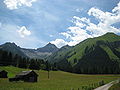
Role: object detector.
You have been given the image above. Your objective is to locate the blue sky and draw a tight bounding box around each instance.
[0,0,120,48]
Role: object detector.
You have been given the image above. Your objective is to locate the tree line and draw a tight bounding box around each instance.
[1,49,120,74]
[0,50,57,71]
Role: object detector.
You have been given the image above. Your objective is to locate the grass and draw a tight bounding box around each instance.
[0,66,120,90]
[109,83,120,90]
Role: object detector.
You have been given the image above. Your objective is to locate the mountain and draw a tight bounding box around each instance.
[37,43,59,53]
[0,33,120,74]
[48,33,120,73]
[21,43,58,59]
[0,42,59,59]
[0,42,27,57]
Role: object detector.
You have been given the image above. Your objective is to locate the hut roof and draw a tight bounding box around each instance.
[0,70,7,73]
[17,71,32,75]
[16,70,38,77]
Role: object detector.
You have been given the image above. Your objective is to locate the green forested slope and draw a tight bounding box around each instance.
[49,33,120,73]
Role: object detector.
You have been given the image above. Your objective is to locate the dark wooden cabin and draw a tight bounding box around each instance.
[0,70,8,78]
[9,70,38,82]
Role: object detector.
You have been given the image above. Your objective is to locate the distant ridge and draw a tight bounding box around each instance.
[0,42,59,59]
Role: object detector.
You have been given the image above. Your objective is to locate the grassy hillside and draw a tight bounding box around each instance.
[67,33,120,65]
[48,45,73,63]
[49,33,120,73]
[0,66,120,90]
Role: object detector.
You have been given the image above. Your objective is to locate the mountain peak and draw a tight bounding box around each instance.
[47,42,52,45]
[104,32,117,36]
[44,42,57,48]
[94,32,120,42]
[0,42,27,57]
[101,32,120,38]
[3,42,18,47]
[37,43,59,53]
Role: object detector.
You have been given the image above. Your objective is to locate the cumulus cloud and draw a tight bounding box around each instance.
[52,1,120,47]
[4,0,37,10]
[51,39,68,48]
[18,26,31,38]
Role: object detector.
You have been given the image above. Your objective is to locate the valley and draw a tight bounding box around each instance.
[0,66,120,90]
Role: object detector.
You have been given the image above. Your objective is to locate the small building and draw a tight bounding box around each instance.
[9,70,38,82]
[0,70,8,78]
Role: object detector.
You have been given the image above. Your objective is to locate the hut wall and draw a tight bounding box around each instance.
[0,72,8,78]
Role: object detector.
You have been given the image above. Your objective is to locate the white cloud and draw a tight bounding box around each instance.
[49,35,53,37]
[88,7,120,26]
[0,23,45,48]
[76,8,84,12]
[60,32,71,39]
[51,2,120,47]
[4,0,37,10]
[112,2,120,14]
[0,22,2,28]
[18,26,31,38]
[51,39,68,48]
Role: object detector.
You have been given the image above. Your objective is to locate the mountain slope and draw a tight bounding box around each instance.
[48,45,73,63]
[68,33,120,65]
[48,33,120,73]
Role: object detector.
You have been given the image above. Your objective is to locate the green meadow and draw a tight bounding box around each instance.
[0,66,120,90]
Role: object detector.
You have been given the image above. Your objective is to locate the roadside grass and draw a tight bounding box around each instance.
[109,83,120,90]
[0,66,120,90]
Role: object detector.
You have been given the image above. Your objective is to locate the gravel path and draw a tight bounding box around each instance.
[94,80,119,90]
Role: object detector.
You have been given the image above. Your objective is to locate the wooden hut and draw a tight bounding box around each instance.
[0,70,8,78]
[9,70,38,82]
